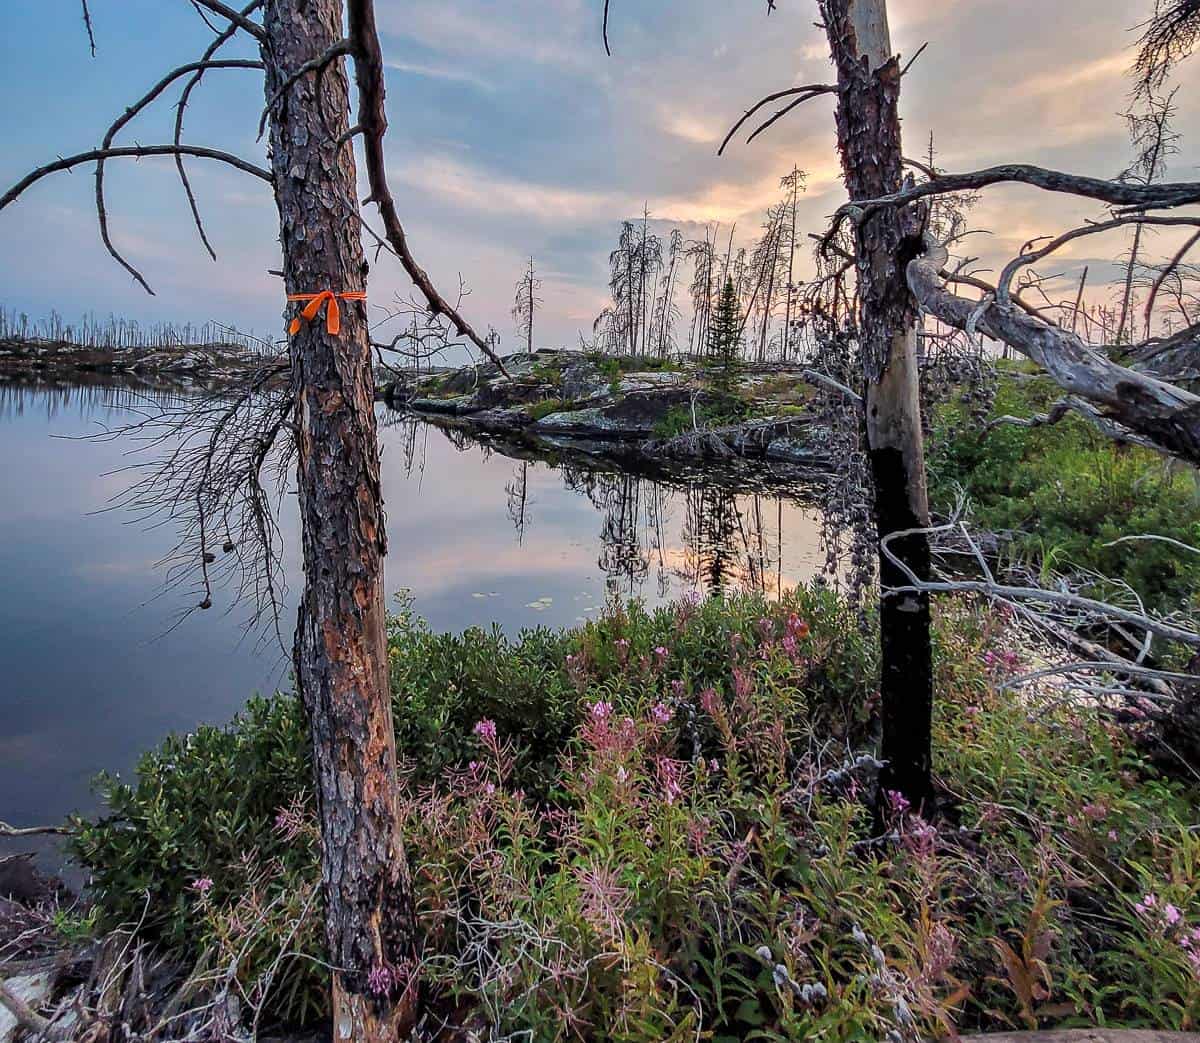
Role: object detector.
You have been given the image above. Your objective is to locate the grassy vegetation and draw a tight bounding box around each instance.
[527,397,567,421]
[71,591,1199,1038]
[929,366,1200,617]
[586,353,681,382]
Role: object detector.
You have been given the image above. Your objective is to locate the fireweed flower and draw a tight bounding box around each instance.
[191,876,214,894]
[367,964,394,996]
[653,645,670,665]
[590,700,613,722]
[699,687,719,715]
[473,719,498,742]
[650,701,674,724]
[656,758,684,805]
[670,679,686,699]
[885,790,911,815]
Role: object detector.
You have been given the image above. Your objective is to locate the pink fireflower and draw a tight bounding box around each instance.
[191,877,214,894]
[590,700,613,722]
[885,789,911,815]
[653,646,670,665]
[473,719,498,742]
[367,964,394,996]
[655,757,685,805]
[650,701,673,725]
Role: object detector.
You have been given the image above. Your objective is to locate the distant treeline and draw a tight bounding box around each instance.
[0,306,279,355]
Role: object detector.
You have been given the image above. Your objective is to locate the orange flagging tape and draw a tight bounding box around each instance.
[286,290,367,336]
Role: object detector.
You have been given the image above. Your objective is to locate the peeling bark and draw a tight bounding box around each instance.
[824,0,934,809]
[262,2,416,1040]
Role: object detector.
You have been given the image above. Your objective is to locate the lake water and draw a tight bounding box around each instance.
[0,379,829,865]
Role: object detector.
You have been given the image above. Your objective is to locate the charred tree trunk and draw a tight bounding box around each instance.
[262,2,416,1039]
[825,0,934,810]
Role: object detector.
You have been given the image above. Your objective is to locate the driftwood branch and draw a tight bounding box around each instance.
[908,238,1200,464]
[879,521,1200,648]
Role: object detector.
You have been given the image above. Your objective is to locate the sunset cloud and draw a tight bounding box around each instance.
[0,0,1191,350]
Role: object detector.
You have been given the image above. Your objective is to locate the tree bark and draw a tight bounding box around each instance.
[824,0,935,810]
[261,3,416,1040]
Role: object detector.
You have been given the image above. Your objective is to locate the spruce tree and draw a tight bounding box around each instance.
[707,276,742,396]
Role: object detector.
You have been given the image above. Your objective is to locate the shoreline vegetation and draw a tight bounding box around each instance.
[3,590,1198,1040]
[1,351,1197,1040]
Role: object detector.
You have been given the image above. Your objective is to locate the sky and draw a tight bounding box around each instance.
[1,0,1197,353]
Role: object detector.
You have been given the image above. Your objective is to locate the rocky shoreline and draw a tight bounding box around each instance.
[0,340,836,474]
[381,349,835,473]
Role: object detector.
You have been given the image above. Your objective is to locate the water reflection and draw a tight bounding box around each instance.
[0,380,829,853]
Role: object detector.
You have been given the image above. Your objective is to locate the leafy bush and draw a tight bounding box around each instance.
[929,372,1200,616]
[71,591,1200,1038]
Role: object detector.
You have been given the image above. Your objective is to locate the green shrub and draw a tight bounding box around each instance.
[70,590,1200,1037]
[929,374,1200,616]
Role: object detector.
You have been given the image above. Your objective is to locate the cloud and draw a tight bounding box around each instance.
[385,58,495,92]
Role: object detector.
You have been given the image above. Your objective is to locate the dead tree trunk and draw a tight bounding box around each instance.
[824,0,934,810]
[262,2,417,1039]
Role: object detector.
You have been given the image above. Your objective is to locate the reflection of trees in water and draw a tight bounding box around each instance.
[562,464,793,601]
[0,380,196,421]
[505,463,531,544]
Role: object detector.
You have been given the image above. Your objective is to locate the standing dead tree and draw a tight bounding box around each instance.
[0,2,517,1039]
[697,0,1200,808]
[512,256,543,354]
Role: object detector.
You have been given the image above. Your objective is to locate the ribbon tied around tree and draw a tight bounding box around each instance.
[286,290,367,336]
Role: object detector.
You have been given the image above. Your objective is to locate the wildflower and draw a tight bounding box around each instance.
[964,705,982,717]
[786,613,810,640]
[1135,893,1158,916]
[590,700,613,721]
[885,789,910,815]
[614,637,630,664]
[191,877,214,894]
[733,667,753,701]
[367,964,394,996]
[983,650,996,666]
[656,758,684,805]
[650,701,673,725]
[1107,828,1119,841]
[653,645,670,664]
[698,687,718,715]
[473,719,497,741]
[670,678,685,699]
[1082,801,1108,820]
[1165,904,1183,927]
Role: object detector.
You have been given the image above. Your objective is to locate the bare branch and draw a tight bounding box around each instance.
[190,0,267,42]
[80,0,97,56]
[603,0,613,56]
[1,146,271,214]
[908,238,1200,464]
[93,59,264,294]
[0,820,73,837]
[879,522,1200,648]
[345,0,511,376]
[257,39,352,139]
[174,1,264,261]
[1145,227,1200,332]
[836,164,1200,230]
[718,84,837,156]
[995,215,1200,308]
